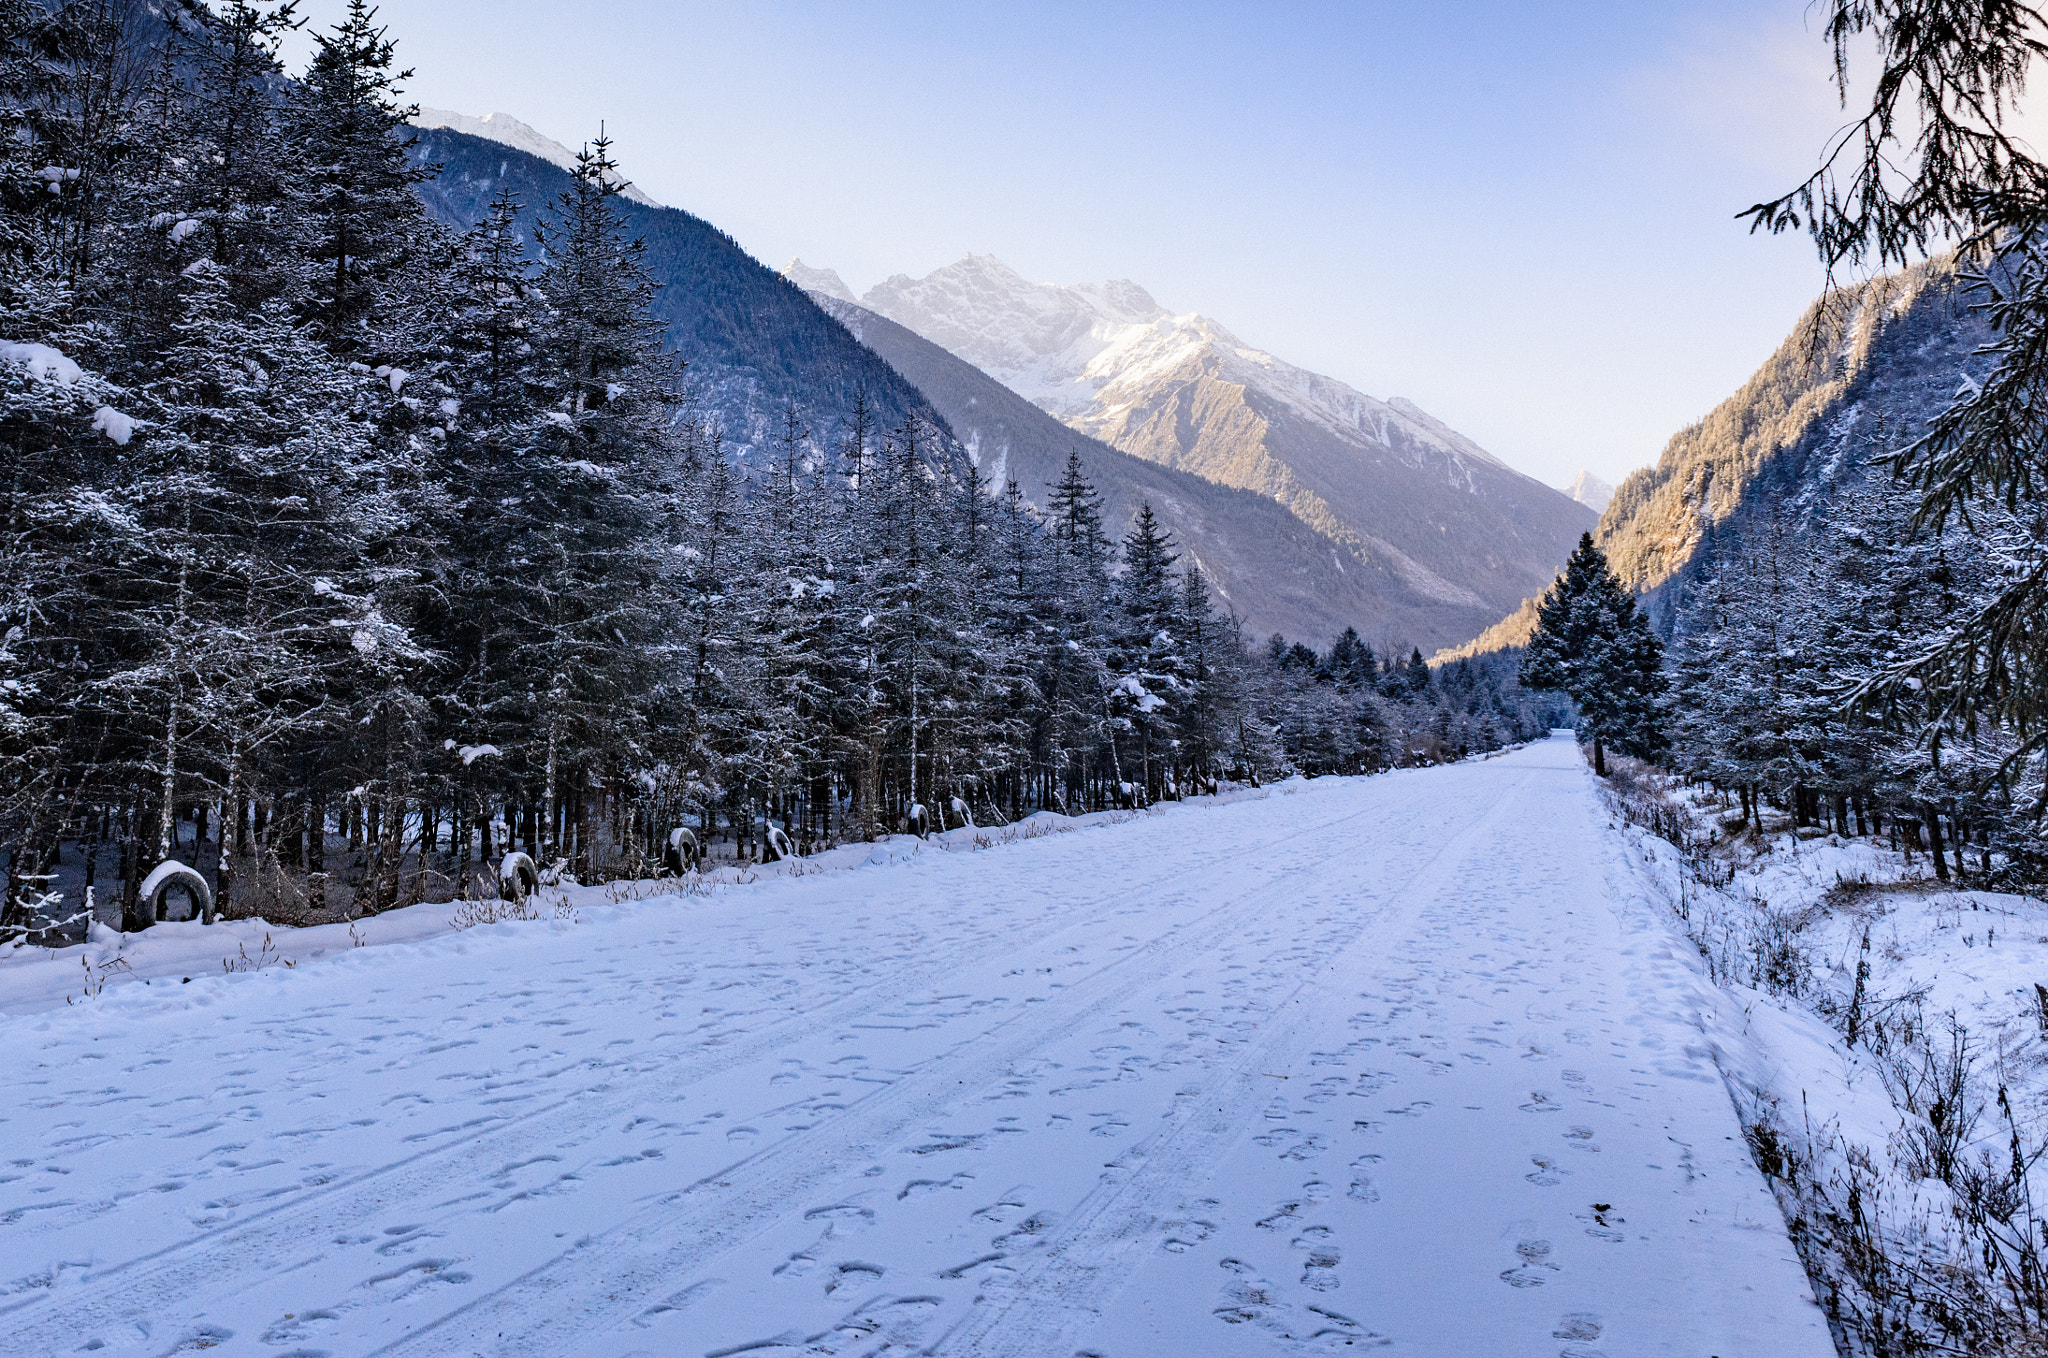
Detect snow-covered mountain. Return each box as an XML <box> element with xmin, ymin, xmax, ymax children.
<box><xmin>783</xmin><ymin>259</ymin><xmax>858</xmax><ymax>304</ymax></box>
<box><xmin>813</xmin><ymin>255</ymin><xmax>1594</xmax><ymax>618</ymax></box>
<box><xmin>812</xmin><ymin>294</ymin><xmax>1508</xmax><ymax>648</ymax></box>
<box><xmin>411</xmin><ymin>109</ymin><xmax>661</xmax><ymax>206</ymax></box>
<box><xmin>1566</xmin><ymin>470</ymin><xmax>1614</xmax><ymax>514</ymax></box>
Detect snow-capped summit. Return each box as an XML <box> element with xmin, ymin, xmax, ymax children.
<box><xmin>410</xmin><ymin>109</ymin><xmax>661</xmax><ymax>206</ymax></box>
<box><xmin>780</xmin><ymin>258</ymin><xmax>858</xmax><ymax>305</ymax></box>
<box><xmin>861</xmin><ymin>255</ymin><xmax>1171</xmax><ymax>410</ymax></box>
<box><xmin>1566</xmin><ymin>470</ymin><xmax>1614</xmax><ymax>515</ymax></box>
<box><xmin>859</xmin><ymin>256</ymin><xmax>1507</xmax><ymax>479</ymax></box>
<box><xmin>824</xmin><ymin>255</ymin><xmax>1593</xmax><ymax>618</ymax></box>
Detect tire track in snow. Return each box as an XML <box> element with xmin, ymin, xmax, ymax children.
<box><xmin>359</xmin><ymin>767</ymin><xmax>1537</xmax><ymax>1357</ymax></box>
<box><xmin>945</xmin><ymin>771</ymin><xmax>1538</xmax><ymax>1355</ymax></box>
<box><xmin>0</xmin><ymin>782</ymin><xmax>1410</xmax><ymax>1351</ymax></box>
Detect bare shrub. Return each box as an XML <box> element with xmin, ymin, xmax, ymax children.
<box><xmin>449</xmin><ymin>890</ymin><xmax>576</xmax><ymax>930</ymax></box>
<box><xmin>222</xmin><ymin>931</ymin><xmax>296</xmax><ymax>974</ymax></box>
<box><xmin>67</xmin><ymin>952</ymin><xmax>131</xmax><ymax>1004</ymax></box>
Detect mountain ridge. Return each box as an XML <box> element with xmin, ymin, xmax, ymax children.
<box><xmin>409</xmin><ymin>128</ymin><xmax>948</xmax><ymax>465</ymax></box>
<box><xmin>412</xmin><ymin>108</ymin><xmax>661</xmax><ymax>206</ymax></box>
<box><xmin>1436</xmin><ymin>255</ymin><xmax>1984</xmax><ymax>662</ymax></box>
<box><xmin>823</xmin><ymin>254</ymin><xmax>1596</xmax><ymax>624</ymax></box>
<box><xmin>813</xmin><ymin>295</ymin><xmax>1502</xmax><ymax>647</ymax></box>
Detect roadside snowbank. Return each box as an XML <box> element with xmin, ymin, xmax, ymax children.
<box><xmin>0</xmin><ymin>786</ymin><xmax>1288</xmax><ymax>1016</ymax></box>
<box><xmin>1606</xmin><ymin>767</ymin><xmax>2048</xmax><ymax>1350</ymax></box>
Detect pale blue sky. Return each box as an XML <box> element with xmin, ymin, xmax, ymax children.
<box><xmin>285</xmin><ymin>2</ymin><xmax>1867</xmax><ymax>489</ymax></box>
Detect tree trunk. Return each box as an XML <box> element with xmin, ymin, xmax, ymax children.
<box><xmin>543</xmin><ymin>718</ymin><xmax>559</xmax><ymax>858</ymax></box>
<box><xmin>210</xmin><ymin>739</ymin><xmax>244</xmax><ymax>925</ymax></box>
<box><xmin>1923</xmin><ymin>806</ymin><xmax>1950</xmax><ymax>882</ymax></box>
<box><xmin>1591</xmin><ymin>737</ymin><xmax>1606</xmax><ymax>777</ymax></box>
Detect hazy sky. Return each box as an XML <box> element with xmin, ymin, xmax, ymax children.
<box><xmin>283</xmin><ymin>1</ymin><xmax>1875</xmax><ymax>490</ymax></box>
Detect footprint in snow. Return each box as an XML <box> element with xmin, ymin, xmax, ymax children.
<box><xmin>1499</xmin><ymin>1238</ymin><xmax>1558</xmax><ymax>1289</ymax></box>
<box><xmin>358</xmin><ymin>1257</ymin><xmax>473</xmax><ymax>1301</ymax></box>
<box><xmin>1563</xmin><ymin>1125</ymin><xmax>1601</xmax><ymax>1153</ymax></box>
<box><xmin>1554</xmin><ymin>1309</ymin><xmax>1608</xmax><ymax>1357</ymax></box>
<box><xmin>898</xmin><ymin>1172</ymin><xmax>973</xmax><ymax>1200</ymax></box>
<box><xmin>802</xmin><ymin>1203</ymin><xmax>875</xmax><ymax>1226</ymax></box>
<box><xmin>824</xmin><ymin>1260</ymin><xmax>884</xmax><ymax>1294</ymax></box>
<box><xmin>1294</xmin><ymin>1229</ymin><xmax>1342</xmax><ymax>1291</ymax></box>
<box><xmin>1526</xmin><ymin>1154</ymin><xmax>1569</xmax><ymax>1186</ymax></box>
<box><xmin>1520</xmin><ymin>1091</ymin><xmax>1563</xmax><ymax>1113</ymax></box>
<box><xmin>773</xmin><ymin>1250</ymin><xmax>817</xmax><ymax>1278</ymax></box>
<box><xmin>970</xmin><ymin>1191</ymin><xmax>1029</xmax><ymax>1224</ymax></box>
<box><xmin>991</xmin><ymin>1211</ymin><xmax>1061</xmax><ymax>1249</ymax></box>
<box><xmin>260</xmin><ymin>1309</ymin><xmax>338</xmax><ymax>1344</ymax></box>
<box><xmin>1214</xmin><ymin>1258</ymin><xmax>1382</xmax><ymax>1347</ymax></box>
<box><xmin>1213</xmin><ymin>1257</ymin><xmax>1280</xmax><ymax>1325</ymax></box>
<box><xmin>1279</xmin><ymin>1133</ymin><xmax>1328</xmax><ymax>1161</ymax></box>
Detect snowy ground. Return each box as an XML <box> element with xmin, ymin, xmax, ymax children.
<box><xmin>0</xmin><ymin>734</ymin><xmax>1831</xmax><ymax>1357</ymax></box>
<box><xmin>1609</xmin><ymin>774</ymin><xmax>2048</xmax><ymax>1347</ymax></box>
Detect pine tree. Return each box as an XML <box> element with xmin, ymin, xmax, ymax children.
<box><xmin>497</xmin><ymin>133</ymin><xmax>674</xmax><ymax>870</ymax></box>
<box><xmin>174</xmin><ymin>1</ymin><xmax>304</xmax><ymax>309</ymax></box>
<box><xmin>286</xmin><ymin>0</ymin><xmax>434</xmax><ymax>338</ymax></box>
<box><xmin>1522</xmin><ymin>532</ymin><xmax>1667</xmax><ymax>775</ymax></box>
<box><xmin>1108</xmin><ymin>505</ymin><xmax>1178</xmax><ymax>798</ymax></box>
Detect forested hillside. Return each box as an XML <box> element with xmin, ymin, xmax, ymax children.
<box><xmin>0</xmin><ymin>0</ymin><xmax>1551</xmax><ymax>940</ymax></box>
<box><xmin>1468</xmin><ymin>245</ymin><xmax>2038</xmax><ymax>875</ymax></box>
<box><xmin>409</xmin><ymin>125</ymin><xmax>943</xmax><ymax>461</ymax></box>
<box><xmin>1648</xmin><ymin>260</ymin><xmax>2031</xmax><ymax>869</ymax></box>
<box><xmin>1440</xmin><ymin>259</ymin><xmax>1980</xmax><ymax>661</ymax></box>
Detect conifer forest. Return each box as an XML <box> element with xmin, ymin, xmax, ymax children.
<box><xmin>0</xmin><ymin>0</ymin><xmax>1551</xmax><ymax>938</ymax></box>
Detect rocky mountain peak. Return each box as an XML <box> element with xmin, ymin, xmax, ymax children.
<box><xmin>1566</xmin><ymin>470</ymin><xmax>1614</xmax><ymax>514</ymax></box>
<box><xmin>410</xmin><ymin>108</ymin><xmax>661</xmax><ymax>206</ymax></box>
<box><xmin>781</xmin><ymin>258</ymin><xmax>857</xmax><ymax>304</ymax></box>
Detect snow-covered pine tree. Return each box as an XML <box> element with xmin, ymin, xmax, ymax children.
<box><xmin>286</xmin><ymin>0</ymin><xmax>434</xmax><ymax>338</ymax></box>
<box><xmin>169</xmin><ymin>0</ymin><xmax>302</xmax><ymax>311</ymax></box>
<box><xmin>1111</xmin><ymin>504</ymin><xmax>1178</xmax><ymax>801</ymax></box>
<box><xmin>1521</xmin><ymin>531</ymin><xmax>1666</xmax><ymax>775</ymax></box>
<box><xmin>1037</xmin><ymin>449</ymin><xmax>1111</xmax><ymax>809</ymax></box>
<box><xmin>499</xmin><ymin>132</ymin><xmax>674</xmax><ymax>873</ymax></box>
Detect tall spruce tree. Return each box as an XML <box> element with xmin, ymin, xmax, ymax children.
<box><xmin>286</xmin><ymin>0</ymin><xmax>433</xmax><ymax>338</ymax></box>
<box><xmin>1521</xmin><ymin>532</ymin><xmax>1667</xmax><ymax>775</ymax></box>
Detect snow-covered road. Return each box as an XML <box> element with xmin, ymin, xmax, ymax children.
<box><xmin>0</xmin><ymin>735</ymin><xmax>1831</xmax><ymax>1356</ymax></box>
